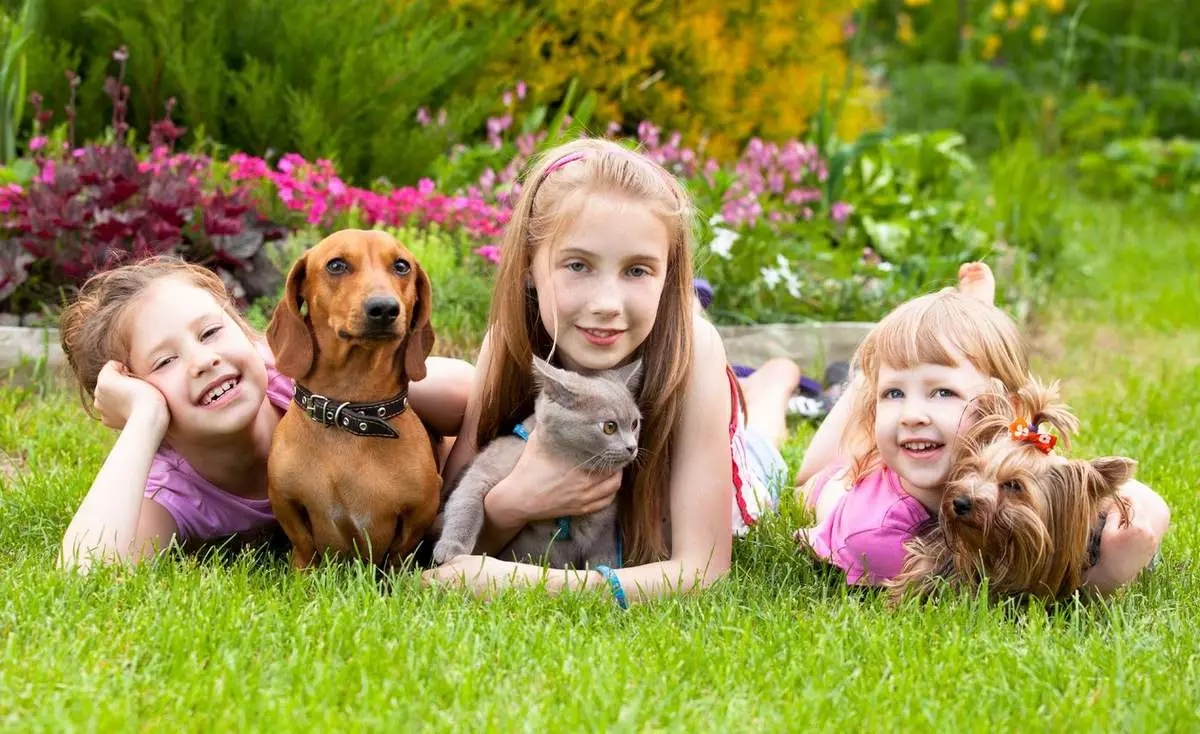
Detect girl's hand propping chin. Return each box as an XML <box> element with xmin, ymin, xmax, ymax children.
<box><xmin>491</xmin><ymin>427</ymin><xmax>623</xmax><ymax>523</ymax></box>
<box><xmin>93</xmin><ymin>360</ymin><xmax>169</xmax><ymax>433</ymax></box>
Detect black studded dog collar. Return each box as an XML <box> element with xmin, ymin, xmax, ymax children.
<box><xmin>291</xmin><ymin>383</ymin><xmax>409</xmax><ymax>439</ymax></box>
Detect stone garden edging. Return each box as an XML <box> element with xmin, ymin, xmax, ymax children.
<box><xmin>0</xmin><ymin>325</ymin><xmax>66</xmax><ymax>373</ymax></box>
<box><xmin>715</xmin><ymin>322</ymin><xmax>875</xmax><ymax>369</ymax></box>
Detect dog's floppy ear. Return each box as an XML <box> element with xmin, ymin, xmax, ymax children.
<box><xmin>403</xmin><ymin>261</ymin><xmax>436</xmax><ymax>382</ymax></box>
<box><xmin>267</xmin><ymin>252</ymin><xmax>315</xmax><ymax>379</ymax></box>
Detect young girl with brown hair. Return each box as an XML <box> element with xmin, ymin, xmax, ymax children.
<box><xmin>57</xmin><ymin>257</ymin><xmax>472</xmax><ymax>570</ymax></box>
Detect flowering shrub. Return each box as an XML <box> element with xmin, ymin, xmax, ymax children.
<box><xmin>431</xmin><ymin>86</ymin><xmax>994</xmax><ymax>322</ymax></box>
<box><xmin>0</xmin><ymin>58</ymin><xmax>284</xmax><ymax>312</ymax></box>
<box><xmin>447</xmin><ymin>0</ymin><xmax>881</xmax><ymax>159</ymax></box>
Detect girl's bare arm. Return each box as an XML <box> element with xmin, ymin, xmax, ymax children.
<box><xmin>59</xmin><ymin>408</ymin><xmax>178</xmax><ymax>571</ymax></box>
<box><xmin>1083</xmin><ymin>479</ymin><xmax>1170</xmax><ymax>595</ymax></box>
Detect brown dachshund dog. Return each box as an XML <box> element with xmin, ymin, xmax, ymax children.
<box><xmin>266</xmin><ymin>229</ymin><xmax>441</xmax><ymax>569</ymax></box>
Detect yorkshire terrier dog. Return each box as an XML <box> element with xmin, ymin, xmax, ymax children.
<box><xmin>889</xmin><ymin>380</ymin><xmax>1135</xmax><ymax>604</ymax></box>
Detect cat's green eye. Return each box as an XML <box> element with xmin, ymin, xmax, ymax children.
<box><xmin>603</xmin><ymin>421</ymin><xmax>618</xmax><ymax>435</ymax></box>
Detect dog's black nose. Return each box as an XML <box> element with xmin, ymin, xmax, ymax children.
<box><xmin>952</xmin><ymin>496</ymin><xmax>972</xmax><ymax>516</ymax></box>
<box><xmin>364</xmin><ymin>296</ymin><xmax>400</xmax><ymax>325</ymax></box>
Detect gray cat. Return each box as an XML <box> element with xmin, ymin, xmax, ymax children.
<box><xmin>432</xmin><ymin>356</ymin><xmax>643</xmax><ymax>569</ymax></box>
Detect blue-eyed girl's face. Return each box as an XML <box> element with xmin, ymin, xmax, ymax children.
<box><xmin>874</xmin><ymin>348</ymin><xmax>989</xmax><ymax>494</ymax></box>
<box><xmin>529</xmin><ymin>192</ymin><xmax>670</xmax><ymax>372</ymax></box>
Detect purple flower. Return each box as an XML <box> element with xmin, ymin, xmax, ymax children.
<box><xmin>831</xmin><ymin>202</ymin><xmax>853</xmax><ymax>223</ymax></box>
<box><xmin>416</xmin><ymin>107</ymin><xmax>431</xmax><ymax>126</ymax></box>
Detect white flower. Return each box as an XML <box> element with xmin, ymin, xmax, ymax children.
<box><xmin>762</xmin><ymin>255</ymin><xmax>802</xmax><ymax>298</ymax></box>
<box><xmin>708</xmin><ymin>213</ymin><xmax>726</xmax><ymax>226</ymax></box>
<box><xmin>878</xmin><ymin>261</ymin><xmax>894</xmax><ymax>272</ymax></box>
<box><xmin>709</xmin><ymin>226</ymin><xmax>739</xmax><ymax>258</ymax></box>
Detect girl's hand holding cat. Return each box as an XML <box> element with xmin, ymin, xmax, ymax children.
<box><xmin>93</xmin><ymin>361</ymin><xmax>169</xmax><ymax>434</ymax></box>
<box><xmin>486</xmin><ymin>428</ymin><xmax>622</xmax><ymax>526</ymax></box>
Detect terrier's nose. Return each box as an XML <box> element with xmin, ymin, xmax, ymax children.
<box><xmin>364</xmin><ymin>296</ymin><xmax>400</xmax><ymax>325</ymax></box>
<box><xmin>952</xmin><ymin>496</ymin><xmax>972</xmax><ymax>516</ymax></box>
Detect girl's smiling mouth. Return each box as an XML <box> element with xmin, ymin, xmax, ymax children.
<box><xmin>197</xmin><ymin>375</ymin><xmax>242</xmax><ymax>407</ymax></box>
<box><xmin>578</xmin><ymin>327</ymin><xmax>624</xmax><ymax>346</ymax></box>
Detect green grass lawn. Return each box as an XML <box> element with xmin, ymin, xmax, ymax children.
<box><xmin>2</xmin><ymin>196</ymin><xmax>1198</xmax><ymax>731</ymax></box>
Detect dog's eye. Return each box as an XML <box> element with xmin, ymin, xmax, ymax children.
<box><xmin>326</xmin><ymin>258</ymin><xmax>348</xmax><ymax>275</ymax></box>
<box><xmin>1001</xmin><ymin>479</ymin><xmax>1023</xmax><ymax>493</ymax></box>
<box><xmin>602</xmin><ymin>421</ymin><xmax>618</xmax><ymax>435</ymax></box>
<box><xmin>393</xmin><ymin>259</ymin><xmax>411</xmax><ymax>276</ymax></box>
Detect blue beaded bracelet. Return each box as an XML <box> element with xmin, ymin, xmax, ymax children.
<box><xmin>594</xmin><ymin>565</ymin><xmax>628</xmax><ymax>610</ymax></box>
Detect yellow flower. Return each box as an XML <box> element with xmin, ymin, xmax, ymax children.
<box><xmin>903</xmin><ymin>0</ymin><xmax>930</xmax><ymax>6</ymax></box>
<box><xmin>897</xmin><ymin>13</ymin><xmax>915</xmax><ymax>44</ymax></box>
<box><xmin>991</xmin><ymin>2</ymin><xmax>1008</xmax><ymax>21</ymax></box>
<box><xmin>982</xmin><ymin>33</ymin><xmax>1002</xmax><ymax>60</ymax></box>
<box><xmin>1031</xmin><ymin>24</ymin><xmax>1047</xmax><ymax>43</ymax></box>
<box><xmin>1011</xmin><ymin>0</ymin><xmax>1029</xmax><ymax>19</ymax></box>
<box><xmin>1045</xmin><ymin>0</ymin><xmax>1065</xmax><ymax>12</ymax></box>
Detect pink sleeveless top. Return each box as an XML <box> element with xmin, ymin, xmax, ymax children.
<box><xmin>802</xmin><ymin>464</ymin><xmax>931</xmax><ymax>585</ymax></box>
<box><xmin>142</xmin><ymin>361</ymin><xmax>293</xmax><ymax>543</ymax></box>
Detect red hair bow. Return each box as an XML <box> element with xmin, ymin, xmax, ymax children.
<box><xmin>1009</xmin><ymin>419</ymin><xmax>1057</xmax><ymax>454</ymax></box>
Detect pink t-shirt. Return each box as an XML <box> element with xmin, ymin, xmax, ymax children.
<box><xmin>803</xmin><ymin>464</ymin><xmax>931</xmax><ymax>585</ymax></box>
<box><xmin>143</xmin><ymin>361</ymin><xmax>293</xmax><ymax>544</ymax></box>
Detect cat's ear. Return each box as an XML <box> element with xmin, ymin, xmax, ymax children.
<box><xmin>532</xmin><ymin>356</ymin><xmax>580</xmax><ymax>407</ymax></box>
<box><xmin>609</xmin><ymin>358</ymin><xmax>643</xmax><ymax>392</ymax></box>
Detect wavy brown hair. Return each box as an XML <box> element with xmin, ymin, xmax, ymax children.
<box><xmin>59</xmin><ymin>256</ymin><xmax>256</xmax><ymax>417</ymax></box>
<box><xmin>476</xmin><ymin>137</ymin><xmax>696</xmax><ymax>564</ymax></box>
<box><xmin>843</xmin><ymin>288</ymin><xmax>1032</xmax><ymax>484</ymax></box>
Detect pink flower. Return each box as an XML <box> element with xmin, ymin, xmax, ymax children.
<box><xmin>516</xmin><ymin>81</ymin><xmax>527</xmax><ymax>100</ymax></box>
<box><xmin>831</xmin><ymin>202</ymin><xmax>853</xmax><ymax>223</ymax></box>
<box><xmin>502</xmin><ymin>90</ymin><xmax>513</xmax><ymax>107</ymax></box>
<box><xmin>416</xmin><ymin>107</ymin><xmax>431</xmax><ymax>126</ymax></box>
<box><xmin>37</xmin><ymin>160</ymin><xmax>55</xmax><ymax>185</ymax></box>
<box><xmin>29</xmin><ymin>136</ymin><xmax>47</xmax><ymax>151</ymax></box>
<box><xmin>474</xmin><ymin>245</ymin><xmax>501</xmax><ymax>264</ymax></box>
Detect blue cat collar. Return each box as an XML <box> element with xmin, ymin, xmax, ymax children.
<box><xmin>594</xmin><ymin>565</ymin><xmax>628</xmax><ymax>610</ymax></box>
<box><xmin>510</xmin><ymin>425</ymin><xmax>570</xmax><ymax>536</ymax></box>
<box><xmin>555</xmin><ymin>517</ymin><xmax>572</xmax><ymax>540</ymax></box>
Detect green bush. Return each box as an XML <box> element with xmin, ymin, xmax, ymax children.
<box><xmin>18</xmin><ymin>0</ymin><xmax>524</xmax><ymax>183</ymax></box>
<box><xmin>882</xmin><ymin>61</ymin><xmax>1037</xmax><ymax>153</ymax></box>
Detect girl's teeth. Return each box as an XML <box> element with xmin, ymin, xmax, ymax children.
<box><xmin>204</xmin><ymin>379</ymin><xmax>238</xmax><ymax>405</ymax></box>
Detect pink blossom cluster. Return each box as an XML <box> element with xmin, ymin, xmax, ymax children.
<box><xmin>631</xmin><ymin>125</ymin><xmax>853</xmax><ymax>229</ymax></box>
<box><xmin>224</xmin><ymin>152</ymin><xmax>510</xmax><ymax>240</ymax></box>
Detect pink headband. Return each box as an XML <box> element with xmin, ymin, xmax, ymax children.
<box><xmin>526</xmin><ymin>151</ymin><xmax>585</xmax><ymax>215</ymax></box>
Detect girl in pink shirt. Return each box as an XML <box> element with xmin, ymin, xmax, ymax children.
<box><xmin>795</xmin><ymin>264</ymin><xmax>1169</xmax><ymax>594</ymax></box>
<box><xmin>57</xmin><ymin>256</ymin><xmax>472</xmax><ymax>570</ymax></box>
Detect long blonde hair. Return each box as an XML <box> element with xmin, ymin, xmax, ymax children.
<box><xmin>477</xmin><ymin>137</ymin><xmax>696</xmax><ymax>564</ymax></box>
<box><xmin>845</xmin><ymin>288</ymin><xmax>1031</xmax><ymax>483</ymax></box>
